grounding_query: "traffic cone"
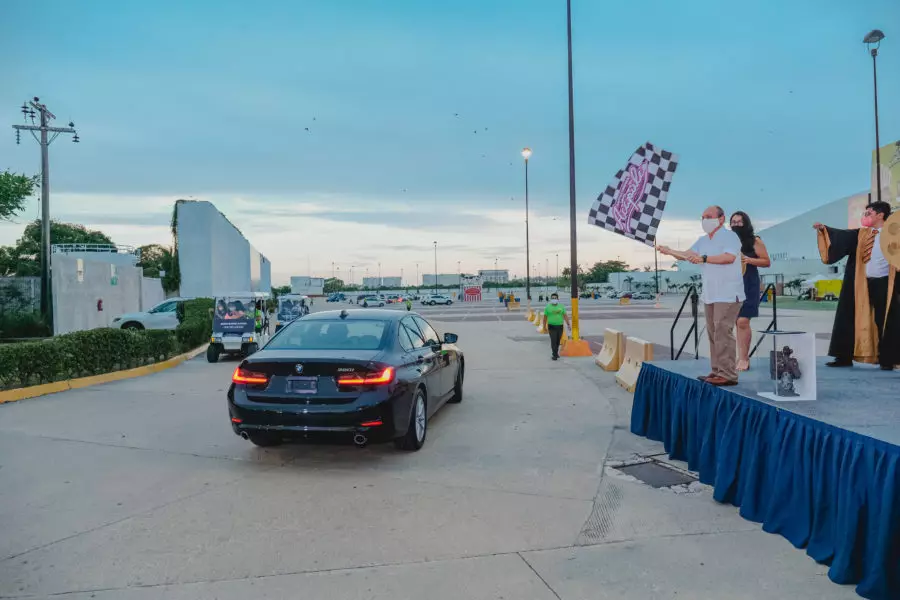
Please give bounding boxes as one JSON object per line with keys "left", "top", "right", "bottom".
{"left": 536, "top": 317, "right": 548, "bottom": 334}
{"left": 527, "top": 309, "right": 536, "bottom": 322}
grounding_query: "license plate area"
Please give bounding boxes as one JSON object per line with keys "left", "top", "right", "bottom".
{"left": 286, "top": 376, "right": 318, "bottom": 394}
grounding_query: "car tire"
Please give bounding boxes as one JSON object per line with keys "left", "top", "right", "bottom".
{"left": 448, "top": 364, "right": 464, "bottom": 404}
{"left": 247, "top": 432, "right": 282, "bottom": 447}
{"left": 395, "top": 389, "right": 427, "bottom": 451}
{"left": 122, "top": 322, "right": 144, "bottom": 330}
{"left": 206, "top": 345, "right": 220, "bottom": 363}
{"left": 429, "top": 301, "right": 436, "bottom": 306}
{"left": 447, "top": 301, "right": 452, "bottom": 305}
{"left": 363, "top": 302, "right": 369, "bottom": 308}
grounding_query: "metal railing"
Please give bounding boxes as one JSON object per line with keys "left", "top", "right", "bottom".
{"left": 749, "top": 283, "right": 778, "bottom": 358}
{"left": 670, "top": 285, "right": 700, "bottom": 360}
{"left": 51, "top": 243, "right": 140, "bottom": 257}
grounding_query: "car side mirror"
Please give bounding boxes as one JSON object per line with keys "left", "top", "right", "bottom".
{"left": 443, "top": 333, "right": 458, "bottom": 344}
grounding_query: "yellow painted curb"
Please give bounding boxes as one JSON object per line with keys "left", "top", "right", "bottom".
{"left": 0, "top": 344, "right": 209, "bottom": 404}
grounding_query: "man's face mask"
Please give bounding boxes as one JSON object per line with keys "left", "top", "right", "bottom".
{"left": 550, "top": 298, "right": 559, "bottom": 305}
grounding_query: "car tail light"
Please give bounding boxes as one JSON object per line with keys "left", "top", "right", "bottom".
{"left": 232, "top": 367, "right": 269, "bottom": 386}
{"left": 337, "top": 367, "right": 395, "bottom": 387}
{"left": 360, "top": 420, "right": 383, "bottom": 427}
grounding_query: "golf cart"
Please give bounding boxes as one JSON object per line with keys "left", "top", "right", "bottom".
{"left": 207, "top": 292, "right": 271, "bottom": 363}
{"left": 274, "top": 293, "right": 310, "bottom": 333}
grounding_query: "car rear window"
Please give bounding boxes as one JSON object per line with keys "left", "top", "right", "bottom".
{"left": 268, "top": 319, "right": 389, "bottom": 350}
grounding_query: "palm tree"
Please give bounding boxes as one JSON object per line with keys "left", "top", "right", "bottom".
{"left": 624, "top": 276, "right": 635, "bottom": 291}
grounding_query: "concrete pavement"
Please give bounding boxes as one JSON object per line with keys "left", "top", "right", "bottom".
{"left": 0, "top": 309, "right": 856, "bottom": 599}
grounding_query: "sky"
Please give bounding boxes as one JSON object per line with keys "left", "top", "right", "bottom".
{"left": 1, "top": 0, "right": 898, "bottom": 285}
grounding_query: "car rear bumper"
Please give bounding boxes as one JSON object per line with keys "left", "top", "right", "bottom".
{"left": 228, "top": 388, "right": 409, "bottom": 443}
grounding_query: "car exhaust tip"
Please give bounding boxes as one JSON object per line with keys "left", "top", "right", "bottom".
{"left": 353, "top": 433, "right": 367, "bottom": 447}
{"left": 240, "top": 431, "right": 249, "bottom": 440}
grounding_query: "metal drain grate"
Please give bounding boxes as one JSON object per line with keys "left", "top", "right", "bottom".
{"left": 617, "top": 461, "right": 697, "bottom": 488}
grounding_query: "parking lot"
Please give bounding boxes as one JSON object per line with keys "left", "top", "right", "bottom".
{"left": 0, "top": 303, "right": 855, "bottom": 599}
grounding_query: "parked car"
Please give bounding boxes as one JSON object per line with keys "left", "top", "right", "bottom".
{"left": 606, "top": 290, "right": 619, "bottom": 299}
{"left": 361, "top": 295, "right": 385, "bottom": 308}
{"left": 617, "top": 291, "right": 633, "bottom": 299}
{"left": 228, "top": 309, "right": 464, "bottom": 450}
{"left": 112, "top": 297, "right": 191, "bottom": 330}
{"left": 326, "top": 293, "right": 347, "bottom": 302}
{"left": 421, "top": 294, "right": 452, "bottom": 306}
{"left": 632, "top": 292, "right": 655, "bottom": 300}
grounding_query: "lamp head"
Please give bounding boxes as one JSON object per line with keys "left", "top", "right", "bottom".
{"left": 521, "top": 147, "right": 532, "bottom": 161}
{"left": 863, "top": 29, "right": 885, "bottom": 45}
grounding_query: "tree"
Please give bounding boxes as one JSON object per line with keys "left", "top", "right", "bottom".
{"left": 786, "top": 278, "right": 803, "bottom": 296}
{"left": 323, "top": 278, "right": 344, "bottom": 294}
{"left": 0, "top": 170, "right": 38, "bottom": 221}
{"left": 137, "top": 244, "right": 180, "bottom": 294}
{"left": 623, "top": 276, "right": 635, "bottom": 291}
{"left": 664, "top": 277, "right": 672, "bottom": 292}
{"left": 0, "top": 220, "right": 114, "bottom": 277}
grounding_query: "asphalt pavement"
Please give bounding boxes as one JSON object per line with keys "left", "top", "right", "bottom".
{"left": 0, "top": 302, "right": 855, "bottom": 599}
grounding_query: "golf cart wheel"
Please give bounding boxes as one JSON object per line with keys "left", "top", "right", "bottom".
{"left": 206, "top": 344, "right": 221, "bottom": 363}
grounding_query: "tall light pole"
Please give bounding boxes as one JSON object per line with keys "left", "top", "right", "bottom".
{"left": 561, "top": 0, "right": 591, "bottom": 356}
{"left": 556, "top": 252, "right": 559, "bottom": 290}
{"left": 378, "top": 262, "right": 382, "bottom": 290}
{"left": 350, "top": 265, "right": 355, "bottom": 287}
{"left": 11, "top": 97, "right": 79, "bottom": 333}
{"left": 400, "top": 267, "right": 404, "bottom": 288}
{"left": 521, "top": 147, "right": 533, "bottom": 307}
{"left": 457, "top": 260, "right": 461, "bottom": 291}
{"left": 331, "top": 261, "right": 335, "bottom": 280}
{"left": 415, "top": 262, "right": 420, "bottom": 289}
{"left": 865, "top": 29, "right": 885, "bottom": 203}
{"left": 433, "top": 241, "right": 438, "bottom": 292}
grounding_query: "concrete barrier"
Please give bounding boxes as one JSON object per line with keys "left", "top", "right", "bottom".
{"left": 595, "top": 329, "right": 625, "bottom": 371}
{"left": 615, "top": 336, "right": 654, "bottom": 392}
{"left": 527, "top": 309, "right": 536, "bottom": 322}
{"left": 619, "top": 297, "right": 631, "bottom": 305}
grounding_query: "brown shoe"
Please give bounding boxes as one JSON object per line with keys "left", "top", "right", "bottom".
{"left": 697, "top": 372, "right": 716, "bottom": 382}
{"left": 706, "top": 376, "right": 738, "bottom": 386}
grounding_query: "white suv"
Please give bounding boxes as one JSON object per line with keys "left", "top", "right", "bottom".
{"left": 422, "top": 294, "right": 453, "bottom": 306}
{"left": 112, "top": 298, "right": 190, "bottom": 330}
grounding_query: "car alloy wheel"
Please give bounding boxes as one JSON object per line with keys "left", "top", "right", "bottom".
{"left": 415, "top": 393, "right": 426, "bottom": 442}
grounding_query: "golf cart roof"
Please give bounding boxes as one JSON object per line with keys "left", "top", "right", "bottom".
{"left": 218, "top": 291, "right": 270, "bottom": 300}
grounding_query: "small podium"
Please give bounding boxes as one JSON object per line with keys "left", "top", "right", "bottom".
{"left": 755, "top": 330, "right": 817, "bottom": 401}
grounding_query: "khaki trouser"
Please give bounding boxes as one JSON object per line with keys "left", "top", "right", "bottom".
{"left": 704, "top": 302, "right": 743, "bottom": 381}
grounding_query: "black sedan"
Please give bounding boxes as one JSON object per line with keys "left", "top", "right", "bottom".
{"left": 228, "top": 309, "right": 464, "bottom": 451}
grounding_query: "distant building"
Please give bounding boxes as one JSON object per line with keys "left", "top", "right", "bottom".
{"left": 478, "top": 269, "right": 509, "bottom": 283}
{"left": 361, "top": 276, "right": 403, "bottom": 288}
{"left": 422, "top": 273, "right": 467, "bottom": 287}
{"left": 291, "top": 276, "right": 325, "bottom": 296}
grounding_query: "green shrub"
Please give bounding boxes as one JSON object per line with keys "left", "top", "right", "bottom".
{"left": 176, "top": 297, "right": 214, "bottom": 352}
{"left": 0, "top": 312, "right": 51, "bottom": 338}
{"left": 0, "top": 327, "right": 182, "bottom": 391}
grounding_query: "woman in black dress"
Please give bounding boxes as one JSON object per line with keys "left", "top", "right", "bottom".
{"left": 730, "top": 211, "right": 771, "bottom": 371}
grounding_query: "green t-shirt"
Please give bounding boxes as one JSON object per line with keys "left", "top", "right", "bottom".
{"left": 544, "top": 303, "right": 566, "bottom": 326}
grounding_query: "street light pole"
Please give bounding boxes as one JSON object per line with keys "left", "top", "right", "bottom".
{"left": 556, "top": 252, "right": 559, "bottom": 290}
{"left": 11, "top": 97, "right": 79, "bottom": 334}
{"left": 433, "top": 241, "right": 438, "bottom": 293}
{"left": 457, "top": 260, "right": 461, "bottom": 292}
{"left": 560, "top": 0, "right": 591, "bottom": 356}
{"left": 522, "top": 147, "right": 533, "bottom": 308}
{"left": 864, "top": 29, "right": 885, "bottom": 203}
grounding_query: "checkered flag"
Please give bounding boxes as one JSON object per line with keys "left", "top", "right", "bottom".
{"left": 587, "top": 142, "right": 680, "bottom": 247}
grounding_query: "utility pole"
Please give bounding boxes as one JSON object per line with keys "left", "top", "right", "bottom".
{"left": 12, "top": 97, "right": 79, "bottom": 334}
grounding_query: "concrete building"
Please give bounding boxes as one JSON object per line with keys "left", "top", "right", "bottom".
{"left": 291, "top": 276, "right": 325, "bottom": 296}
{"left": 175, "top": 200, "right": 271, "bottom": 298}
{"left": 478, "top": 269, "right": 510, "bottom": 284}
{"left": 422, "top": 273, "right": 467, "bottom": 287}
{"left": 362, "top": 276, "right": 402, "bottom": 288}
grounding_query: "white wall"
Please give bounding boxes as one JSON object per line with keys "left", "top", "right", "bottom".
{"left": 291, "top": 276, "right": 324, "bottom": 296}
{"left": 176, "top": 200, "right": 272, "bottom": 298}
{"left": 52, "top": 256, "right": 142, "bottom": 335}
{"left": 140, "top": 277, "right": 165, "bottom": 310}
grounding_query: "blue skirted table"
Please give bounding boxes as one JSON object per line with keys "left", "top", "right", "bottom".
{"left": 631, "top": 361, "right": 900, "bottom": 600}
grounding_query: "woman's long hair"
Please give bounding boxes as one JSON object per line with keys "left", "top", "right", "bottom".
{"left": 730, "top": 211, "right": 756, "bottom": 255}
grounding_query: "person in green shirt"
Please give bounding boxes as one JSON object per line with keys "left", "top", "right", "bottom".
{"left": 543, "top": 293, "right": 571, "bottom": 360}
{"left": 405, "top": 298, "right": 412, "bottom": 311}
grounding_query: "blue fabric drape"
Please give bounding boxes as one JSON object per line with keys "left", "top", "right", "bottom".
{"left": 631, "top": 363, "right": 900, "bottom": 600}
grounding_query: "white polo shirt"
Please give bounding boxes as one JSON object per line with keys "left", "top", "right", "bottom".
{"left": 689, "top": 228, "right": 746, "bottom": 304}
{"left": 866, "top": 229, "right": 890, "bottom": 278}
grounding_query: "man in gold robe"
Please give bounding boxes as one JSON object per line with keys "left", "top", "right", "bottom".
{"left": 814, "top": 201, "right": 898, "bottom": 370}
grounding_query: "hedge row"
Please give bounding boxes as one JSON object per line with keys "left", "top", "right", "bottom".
{"left": 0, "top": 298, "right": 216, "bottom": 391}
{"left": 0, "top": 328, "right": 178, "bottom": 390}
{"left": 176, "top": 298, "right": 214, "bottom": 351}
